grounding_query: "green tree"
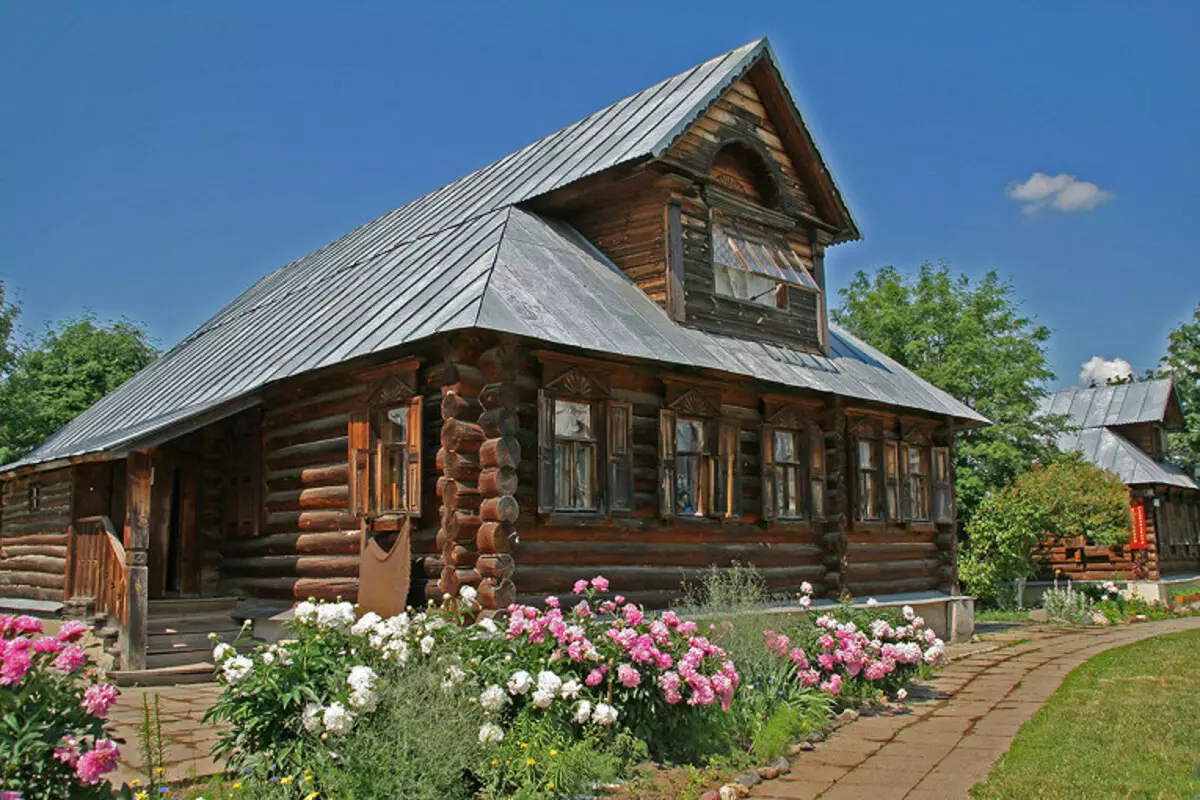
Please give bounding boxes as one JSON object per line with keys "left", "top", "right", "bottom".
{"left": 0, "top": 281, "right": 19, "bottom": 377}
{"left": 833, "top": 263, "right": 1064, "bottom": 526}
{"left": 0, "top": 314, "right": 157, "bottom": 464}
{"left": 959, "top": 455, "right": 1132, "bottom": 603}
{"left": 1156, "top": 300, "right": 1200, "bottom": 476}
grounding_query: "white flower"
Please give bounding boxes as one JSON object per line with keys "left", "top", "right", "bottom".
{"left": 351, "top": 612, "right": 382, "bottom": 637}
{"left": 348, "top": 688, "right": 378, "bottom": 712}
{"left": 222, "top": 655, "right": 253, "bottom": 685}
{"left": 420, "top": 635, "right": 436, "bottom": 655}
{"left": 478, "top": 722, "right": 505, "bottom": 745}
{"left": 573, "top": 699, "right": 592, "bottom": 724}
{"left": 383, "top": 639, "right": 410, "bottom": 664}
{"left": 591, "top": 702, "right": 618, "bottom": 726}
{"left": 301, "top": 703, "right": 323, "bottom": 733}
{"left": 475, "top": 617, "right": 499, "bottom": 636}
{"left": 480, "top": 684, "right": 509, "bottom": 713}
{"left": 866, "top": 597, "right": 879, "bottom": 608}
{"left": 536, "top": 671, "right": 563, "bottom": 695}
{"left": 507, "top": 670, "right": 533, "bottom": 695}
{"left": 294, "top": 601, "right": 318, "bottom": 623}
{"left": 799, "top": 595, "right": 812, "bottom": 609}
{"left": 212, "top": 643, "right": 234, "bottom": 663}
{"left": 261, "top": 650, "right": 275, "bottom": 666}
{"left": 560, "top": 679, "right": 582, "bottom": 700}
{"left": 532, "top": 689, "right": 556, "bottom": 709}
{"left": 800, "top": 581, "right": 813, "bottom": 595}
{"left": 912, "top": 616, "right": 925, "bottom": 628}
{"left": 459, "top": 585, "right": 478, "bottom": 603}
{"left": 902, "top": 605, "right": 916, "bottom": 622}
{"left": 316, "top": 602, "right": 356, "bottom": 631}
{"left": 322, "top": 702, "right": 355, "bottom": 734}
{"left": 896, "top": 689, "right": 908, "bottom": 701}
{"left": 348, "top": 665, "right": 378, "bottom": 694}
{"left": 442, "top": 665, "right": 467, "bottom": 689}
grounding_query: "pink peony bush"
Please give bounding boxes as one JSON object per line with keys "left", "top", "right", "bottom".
{"left": 0, "top": 616, "right": 123, "bottom": 798}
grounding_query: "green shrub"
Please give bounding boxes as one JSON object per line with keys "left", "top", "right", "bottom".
{"left": 1042, "top": 583, "right": 1095, "bottom": 625}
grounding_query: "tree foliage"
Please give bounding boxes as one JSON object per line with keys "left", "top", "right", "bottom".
{"left": 959, "top": 454, "right": 1132, "bottom": 602}
{"left": 832, "top": 263, "right": 1064, "bottom": 526}
{"left": 1156, "top": 300, "right": 1200, "bottom": 477}
{"left": 0, "top": 282, "right": 18, "bottom": 378}
{"left": 0, "top": 311, "right": 157, "bottom": 464}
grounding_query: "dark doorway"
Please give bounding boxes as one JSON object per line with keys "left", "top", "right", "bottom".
{"left": 166, "top": 468, "right": 184, "bottom": 594}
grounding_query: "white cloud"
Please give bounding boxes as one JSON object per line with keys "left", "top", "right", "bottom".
{"left": 1006, "top": 172, "right": 1115, "bottom": 214}
{"left": 1080, "top": 356, "right": 1133, "bottom": 387}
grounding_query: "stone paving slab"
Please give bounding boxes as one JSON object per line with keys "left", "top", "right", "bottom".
{"left": 751, "top": 616, "right": 1200, "bottom": 799}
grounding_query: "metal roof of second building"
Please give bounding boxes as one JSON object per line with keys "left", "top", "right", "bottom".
{"left": 1055, "top": 427, "right": 1198, "bottom": 490}
{"left": 1038, "top": 379, "right": 1182, "bottom": 430}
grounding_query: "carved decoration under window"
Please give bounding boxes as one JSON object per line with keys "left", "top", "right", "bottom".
{"left": 349, "top": 375, "right": 423, "bottom": 519}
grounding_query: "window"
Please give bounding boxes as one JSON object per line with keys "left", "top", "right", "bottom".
{"left": 553, "top": 400, "right": 597, "bottom": 510}
{"left": 884, "top": 441, "right": 900, "bottom": 521}
{"left": 856, "top": 439, "right": 882, "bottom": 521}
{"left": 762, "top": 422, "right": 825, "bottom": 522}
{"left": 660, "top": 408, "right": 740, "bottom": 520}
{"left": 349, "top": 382, "right": 422, "bottom": 519}
{"left": 933, "top": 447, "right": 953, "bottom": 524}
{"left": 28, "top": 483, "right": 40, "bottom": 512}
{"left": 712, "top": 218, "right": 819, "bottom": 310}
{"left": 905, "top": 445, "right": 931, "bottom": 522}
{"left": 537, "top": 388, "right": 634, "bottom": 516}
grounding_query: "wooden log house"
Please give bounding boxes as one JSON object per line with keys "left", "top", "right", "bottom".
{"left": 0, "top": 39, "right": 986, "bottom": 677}
{"left": 1037, "top": 380, "right": 1200, "bottom": 598}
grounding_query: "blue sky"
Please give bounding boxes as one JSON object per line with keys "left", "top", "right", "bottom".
{"left": 2, "top": 1, "right": 1197, "bottom": 389}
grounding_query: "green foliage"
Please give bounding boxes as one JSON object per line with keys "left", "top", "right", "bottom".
{"left": 1041, "top": 584, "right": 1095, "bottom": 626}
{"left": 1156, "top": 300, "right": 1200, "bottom": 476}
{"left": 0, "top": 281, "right": 18, "bottom": 378}
{"left": 960, "top": 455, "right": 1132, "bottom": 602}
{"left": 0, "top": 312, "right": 156, "bottom": 463}
{"left": 833, "top": 263, "right": 1064, "bottom": 526}
{"left": 139, "top": 692, "right": 167, "bottom": 792}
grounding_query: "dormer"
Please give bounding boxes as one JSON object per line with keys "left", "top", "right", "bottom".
{"left": 531, "top": 43, "right": 858, "bottom": 356}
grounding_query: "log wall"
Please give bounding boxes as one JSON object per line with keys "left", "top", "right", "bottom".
{"left": 0, "top": 467, "right": 72, "bottom": 601}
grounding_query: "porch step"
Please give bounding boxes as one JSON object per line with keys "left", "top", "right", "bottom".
{"left": 143, "top": 596, "right": 246, "bottom": 672}
{"left": 112, "top": 663, "right": 215, "bottom": 687}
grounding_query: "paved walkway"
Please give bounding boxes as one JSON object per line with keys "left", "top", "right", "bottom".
{"left": 752, "top": 616, "right": 1200, "bottom": 800}
{"left": 108, "top": 683, "right": 225, "bottom": 786}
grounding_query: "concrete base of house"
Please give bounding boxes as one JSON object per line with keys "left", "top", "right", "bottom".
{"left": 1022, "top": 573, "right": 1200, "bottom": 607}
{"left": 0, "top": 597, "right": 63, "bottom": 619}
{"left": 756, "top": 591, "right": 975, "bottom": 642}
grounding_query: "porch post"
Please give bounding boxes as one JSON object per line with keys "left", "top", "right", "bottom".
{"left": 821, "top": 401, "right": 851, "bottom": 601}
{"left": 122, "top": 450, "right": 153, "bottom": 671}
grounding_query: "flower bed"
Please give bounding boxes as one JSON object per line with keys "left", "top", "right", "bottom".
{"left": 204, "top": 576, "right": 945, "bottom": 799}
{"left": 0, "top": 615, "right": 124, "bottom": 798}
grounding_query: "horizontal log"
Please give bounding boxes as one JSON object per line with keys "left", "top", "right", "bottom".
{"left": 515, "top": 564, "right": 825, "bottom": 595}
{"left": 848, "top": 558, "right": 942, "bottom": 576}
{"left": 447, "top": 545, "right": 479, "bottom": 568}
{"left": 1, "top": 515, "right": 73, "bottom": 535}
{"left": 441, "top": 390, "right": 481, "bottom": 422}
{"left": 478, "top": 578, "right": 515, "bottom": 610}
{"left": 264, "top": 485, "right": 350, "bottom": 513}
{"left": 0, "top": 569, "right": 66, "bottom": 590}
{"left": 476, "top": 522, "right": 513, "bottom": 554}
{"left": 476, "top": 554, "right": 515, "bottom": 581}
{"left": 0, "top": 532, "right": 69, "bottom": 547}
{"left": 1, "top": 544, "right": 68, "bottom": 559}
{"left": 424, "top": 579, "right": 444, "bottom": 603}
{"left": 441, "top": 481, "right": 483, "bottom": 511}
{"left": 221, "top": 530, "right": 361, "bottom": 558}
{"left": 0, "top": 583, "right": 63, "bottom": 601}
{"left": 480, "top": 496, "right": 520, "bottom": 524}
{"left": 220, "top": 554, "right": 360, "bottom": 579}
{"left": 441, "top": 419, "right": 486, "bottom": 454}
{"left": 478, "top": 467, "right": 518, "bottom": 498}
{"left": 845, "top": 576, "right": 941, "bottom": 597}
{"left": 442, "top": 511, "right": 482, "bottom": 541}
{"left": 478, "top": 409, "right": 519, "bottom": 439}
{"left": 266, "top": 510, "right": 358, "bottom": 534}
{"left": 515, "top": 540, "right": 823, "bottom": 568}
{"left": 266, "top": 436, "right": 348, "bottom": 469}
{"left": 266, "top": 412, "right": 350, "bottom": 450}
{"left": 479, "top": 436, "right": 521, "bottom": 469}
{"left": 428, "top": 363, "right": 484, "bottom": 396}
{"left": 478, "top": 383, "right": 518, "bottom": 411}
{"left": 0, "top": 554, "right": 66, "bottom": 574}
{"left": 437, "top": 449, "right": 482, "bottom": 482}
{"left": 218, "top": 576, "right": 358, "bottom": 602}
{"left": 265, "top": 463, "right": 349, "bottom": 491}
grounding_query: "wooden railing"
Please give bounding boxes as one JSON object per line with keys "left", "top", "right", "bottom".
{"left": 67, "top": 516, "right": 129, "bottom": 628}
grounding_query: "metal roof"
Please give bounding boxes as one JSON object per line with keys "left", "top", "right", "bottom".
{"left": 1055, "top": 427, "right": 1198, "bottom": 489}
{"left": 3, "top": 41, "right": 964, "bottom": 475}
{"left": 1038, "top": 379, "right": 1182, "bottom": 430}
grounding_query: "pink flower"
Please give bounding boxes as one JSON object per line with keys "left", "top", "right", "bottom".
{"left": 572, "top": 600, "right": 593, "bottom": 618}
{"left": 32, "top": 636, "right": 63, "bottom": 654}
{"left": 585, "top": 667, "right": 607, "bottom": 687}
{"left": 82, "top": 683, "right": 120, "bottom": 718}
{"left": 54, "top": 734, "right": 81, "bottom": 765}
{"left": 661, "top": 611, "right": 680, "bottom": 628}
{"left": 819, "top": 673, "right": 843, "bottom": 696}
{"left": 613, "top": 594, "right": 625, "bottom": 605}
{"left": 659, "top": 671, "right": 683, "bottom": 704}
{"left": 57, "top": 620, "right": 88, "bottom": 642}
{"left": 0, "top": 615, "right": 13, "bottom": 636}
{"left": 545, "top": 596, "right": 560, "bottom": 609}
{"left": 676, "top": 620, "right": 697, "bottom": 636}
{"left": 789, "top": 647, "right": 809, "bottom": 669}
{"left": 13, "top": 615, "right": 42, "bottom": 635}
{"left": 818, "top": 634, "right": 835, "bottom": 650}
{"left": 817, "top": 652, "right": 836, "bottom": 671}
{"left": 74, "top": 739, "right": 120, "bottom": 784}
{"left": 622, "top": 604, "right": 644, "bottom": 627}
{"left": 0, "top": 791, "right": 23, "bottom": 800}
{"left": 800, "top": 668, "right": 821, "bottom": 687}
{"left": 0, "top": 640, "right": 32, "bottom": 686}
{"left": 572, "top": 580, "right": 589, "bottom": 595}
{"left": 54, "top": 644, "right": 88, "bottom": 673}
{"left": 656, "top": 651, "right": 674, "bottom": 670}
{"left": 617, "top": 663, "right": 642, "bottom": 688}
{"left": 590, "top": 576, "right": 610, "bottom": 592}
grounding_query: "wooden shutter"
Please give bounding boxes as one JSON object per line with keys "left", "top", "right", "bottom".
{"left": 761, "top": 425, "right": 777, "bottom": 522}
{"left": 406, "top": 396, "right": 423, "bottom": 516}
{"left": 537, "top": 391, "right": 555, "bottom": 514}
{"left": 659, "top": 409, "right": 677, "bottom": 518}
{"left": 716, "top": 419, "right": 742, "bottom": 519}
{"left": 348, "top": 410, "right": 371, "bottom": 518}
{"left": 607, "top": 402, "right": 634, "bottom": 514}
{"left": 809, "top": 429, "right": 826, "bottom": 520}
{"left": 933, "top": 446, "right": 952, "bottom": 523}
{"left": 899, "top": 443, "right": 912, "bottom": 522}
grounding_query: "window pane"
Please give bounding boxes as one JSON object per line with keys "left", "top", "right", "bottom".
{"left": 934, "top": 450, "right": 949, "bottom": 482}
{"left": 774, "top": 431, "right": 797, "bottom": 463}
{"left": 910, "top": 476, "right": 930, "bottom": 521}
{"left": 715, "top": 263, "right": 776, "bottom": 307}
{"left": 384, "top": 445, "right": 405, "bottom": 511}
{"left": 555, "top": 443, "right": 573, "bottom": 508}
{"left": 860, "top": 472, "right": 879, "bottom": 519}
{"left": 780, "top": 465, "right": 801, "bottom": 518}
{"left": 934, "top": 488, "right": 951, "bottom": 522}
{"left": 857, "top": 440, "right": 876, "bottom": 470}
{"left": 675, "top": 454, "right": 703, "bottom": 515}
{"left": 384, "top": 407, "right": 407, "bottom": 445}
{"left": 555, "top": 400, "right": 593, "bottom": 440}
{"left": 885, "top": 442, "right": 898, "bottom": 479}
{"left": 811, "top": 479, "right": 825, "bottom": 519}
{"left": 907, "top": 446, "right": 926, "bottom": 475}
{"left": 574, "top": 443, "right": 595, "bottom": 509}
{"left": 677, "top": 419, "right": 705, "bottom": 454}
{"left": 810, "top": 438, "right": 824, "bottom": 473}
{"left": 887, "top": 484, "right": 900, "bottom": 521}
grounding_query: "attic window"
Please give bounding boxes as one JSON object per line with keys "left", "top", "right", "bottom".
{"left": 712, "top": 219, "right": 818, "bottom": 308}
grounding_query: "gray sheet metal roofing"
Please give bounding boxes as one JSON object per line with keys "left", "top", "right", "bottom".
{"left": 4, "top": 40, "right": 965, "bottom": 475}
{"left": 1054, "top": 428, "right": 1197, "bottom": 490}
{"left": 1038, "top": 380, "right": 1182, "bottom": 430}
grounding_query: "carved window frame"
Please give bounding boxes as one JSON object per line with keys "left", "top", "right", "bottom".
{"left": 761, "top": 404, "right": 824, "bottom": 523}
{"left": 350, "top": 372, "right": 423, "bottom": 521}
{"left": 660, "top": 385, "right": 740, "bottom": 521}
{"left": 852, "top": 417, "right": 885, "bottom": 523}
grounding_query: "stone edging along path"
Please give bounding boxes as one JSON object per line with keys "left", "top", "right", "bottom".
{"left": 749, "top": 616, "right": 1200, "bottom": 800}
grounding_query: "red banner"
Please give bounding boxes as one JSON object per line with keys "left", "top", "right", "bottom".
{"left": 1129, "top": 503, "right": 1148, "bottom": 550}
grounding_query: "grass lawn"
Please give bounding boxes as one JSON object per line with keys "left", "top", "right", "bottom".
{"left": 971, "top": 629, "right": 1200, "bottom": 799}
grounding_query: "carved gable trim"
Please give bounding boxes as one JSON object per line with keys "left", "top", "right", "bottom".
{"left": 669, "top": 387, "right": 722, "bottom": 418}
{"left": 544, "top": 365, "right": 610, "bottom": 399}
{"left": 367, "top": 374, "right": 416, "bottom": 408}
{"left": 902, "top": 426, "right": 933, "bottom": 447}
{"left": 850, "top": 416, "right": 883, "bottom": 440}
